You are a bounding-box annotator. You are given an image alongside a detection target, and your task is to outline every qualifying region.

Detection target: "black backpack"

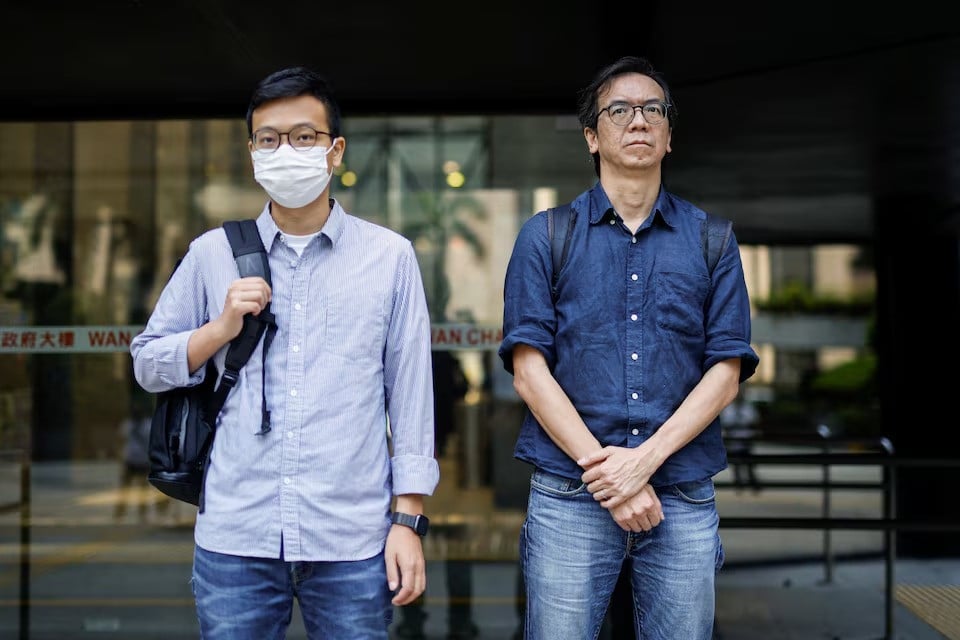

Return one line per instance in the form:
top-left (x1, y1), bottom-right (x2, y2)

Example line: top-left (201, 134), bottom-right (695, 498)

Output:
top-left (147, 219), bottom-right (275, 510)
top-left (546, 203), bottom-right (732, 301)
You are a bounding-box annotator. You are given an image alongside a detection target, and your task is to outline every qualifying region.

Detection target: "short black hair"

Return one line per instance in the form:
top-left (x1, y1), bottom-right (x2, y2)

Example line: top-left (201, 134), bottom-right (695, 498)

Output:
top-left (576, 56), bottom-right (677, 177)
top-left (245, 66), bottom-right (342, 139)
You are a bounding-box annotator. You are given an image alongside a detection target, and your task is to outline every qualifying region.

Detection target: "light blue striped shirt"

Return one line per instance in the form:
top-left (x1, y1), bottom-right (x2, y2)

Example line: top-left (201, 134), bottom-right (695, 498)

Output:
top-left (131, 201), bottom-right (439, 561)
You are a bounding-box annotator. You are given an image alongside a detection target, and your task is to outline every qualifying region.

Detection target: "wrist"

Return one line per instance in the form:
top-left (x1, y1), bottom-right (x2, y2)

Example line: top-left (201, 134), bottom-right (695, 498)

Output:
top-left (391, 511), bottom-right (429, 537)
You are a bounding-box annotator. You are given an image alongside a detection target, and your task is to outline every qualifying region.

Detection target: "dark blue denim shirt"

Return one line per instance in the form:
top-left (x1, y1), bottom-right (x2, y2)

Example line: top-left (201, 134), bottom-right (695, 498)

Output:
top-left (499, 182), bottom-right (760, 486)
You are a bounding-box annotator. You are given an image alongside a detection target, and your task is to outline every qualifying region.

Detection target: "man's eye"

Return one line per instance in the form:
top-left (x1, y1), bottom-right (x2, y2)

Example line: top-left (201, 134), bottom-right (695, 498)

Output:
top-left (610, 104), bottom-right (631, 117)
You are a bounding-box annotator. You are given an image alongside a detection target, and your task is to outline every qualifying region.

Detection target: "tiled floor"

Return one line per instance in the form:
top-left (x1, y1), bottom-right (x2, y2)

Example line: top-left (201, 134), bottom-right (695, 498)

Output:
top-left (0, 456), bottom-right (957, 639)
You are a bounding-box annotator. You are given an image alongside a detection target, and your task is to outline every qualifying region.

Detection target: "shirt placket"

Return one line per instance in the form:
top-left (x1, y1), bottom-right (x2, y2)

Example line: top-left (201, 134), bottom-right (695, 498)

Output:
top-left (625, 229), bottom-right (644, 445)
top-left (280, 246), bottom-right (308, 557)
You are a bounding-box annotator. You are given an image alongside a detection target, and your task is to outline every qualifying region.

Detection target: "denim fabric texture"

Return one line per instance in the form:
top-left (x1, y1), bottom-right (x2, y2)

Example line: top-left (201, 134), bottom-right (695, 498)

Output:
top-left (499, 182), bottom-right (759, 486)
top-left (521, 469), bottom-right (722, 640)
top-left (192, 545), bottom-right (393, 639)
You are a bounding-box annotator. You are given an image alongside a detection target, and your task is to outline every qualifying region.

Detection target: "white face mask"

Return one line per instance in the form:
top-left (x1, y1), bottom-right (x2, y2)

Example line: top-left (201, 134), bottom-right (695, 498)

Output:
top-left (251, 142), bottom-right (336, 209)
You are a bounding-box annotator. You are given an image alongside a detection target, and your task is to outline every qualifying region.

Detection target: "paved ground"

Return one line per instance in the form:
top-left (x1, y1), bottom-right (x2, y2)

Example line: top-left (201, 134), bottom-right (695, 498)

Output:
top-left (0, 450), bottom-right (956, 639)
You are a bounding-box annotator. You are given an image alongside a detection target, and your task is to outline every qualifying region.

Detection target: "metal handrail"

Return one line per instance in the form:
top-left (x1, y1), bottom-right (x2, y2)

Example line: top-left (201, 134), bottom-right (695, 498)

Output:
top-left (716, 429), bottom-right (960, 640)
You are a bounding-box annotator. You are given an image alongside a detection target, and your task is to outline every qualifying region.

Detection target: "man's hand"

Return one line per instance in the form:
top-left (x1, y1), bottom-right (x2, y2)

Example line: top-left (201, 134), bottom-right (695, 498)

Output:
top-left (608, 484), bottom-right (664, 532)
top-left (217, 276), bottom-right (272, 339)
top-left (578, 444), bottom-right (661, 509)
top-left (385, 525), bottom-right (427, 606)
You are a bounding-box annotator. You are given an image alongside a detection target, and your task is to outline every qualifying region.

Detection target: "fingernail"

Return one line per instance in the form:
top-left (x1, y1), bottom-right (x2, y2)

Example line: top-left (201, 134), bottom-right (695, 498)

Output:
top-left (389, 581), bottom-right (398, 590)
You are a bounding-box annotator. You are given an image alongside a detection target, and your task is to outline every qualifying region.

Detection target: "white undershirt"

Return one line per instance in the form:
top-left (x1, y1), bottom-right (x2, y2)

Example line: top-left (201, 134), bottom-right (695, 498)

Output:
top-left (280, 230), bottom-right (320, 257)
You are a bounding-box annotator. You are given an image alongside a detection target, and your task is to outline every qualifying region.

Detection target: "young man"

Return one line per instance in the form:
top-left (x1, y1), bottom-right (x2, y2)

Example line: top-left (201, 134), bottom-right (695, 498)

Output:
top-left (498, 56), bottom-right (759, 639)
top-left (130, 66), bottom-right (438, 639)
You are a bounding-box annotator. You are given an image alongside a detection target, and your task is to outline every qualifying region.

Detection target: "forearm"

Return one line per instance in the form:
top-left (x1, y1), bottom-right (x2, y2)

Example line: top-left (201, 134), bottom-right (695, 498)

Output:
top-left (185, 318), bottom-right (234, 374)
top-left (394, 494), bottom-right (425, 515)
top-left (646, 358), bottom-right (741, 457)
top-left (512, 345), bottom-right (601, 464)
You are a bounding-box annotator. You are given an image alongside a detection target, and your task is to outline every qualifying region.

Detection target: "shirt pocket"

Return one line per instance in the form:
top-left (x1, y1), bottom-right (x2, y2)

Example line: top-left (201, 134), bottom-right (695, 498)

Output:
top-left (323, 295), bottom-right (386, 362)
top-left (655, 271), bottom-right (709, 337)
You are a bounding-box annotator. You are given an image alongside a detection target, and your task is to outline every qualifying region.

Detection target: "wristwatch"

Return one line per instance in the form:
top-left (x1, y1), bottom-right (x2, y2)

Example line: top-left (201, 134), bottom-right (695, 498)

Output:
top-left (391, 512), bottom-right (429, 537)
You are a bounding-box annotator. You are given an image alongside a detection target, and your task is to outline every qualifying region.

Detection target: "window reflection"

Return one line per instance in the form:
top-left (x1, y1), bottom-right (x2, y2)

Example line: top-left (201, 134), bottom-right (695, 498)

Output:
top-left (0, 116), bottom-right (879, 638)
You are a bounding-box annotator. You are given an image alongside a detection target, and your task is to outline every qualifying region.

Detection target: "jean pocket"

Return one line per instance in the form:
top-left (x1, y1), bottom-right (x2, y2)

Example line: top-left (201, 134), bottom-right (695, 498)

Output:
top-left (671, 477), bottom-right (717, 504)
top-left (530, 468), bottom-right (587, 498)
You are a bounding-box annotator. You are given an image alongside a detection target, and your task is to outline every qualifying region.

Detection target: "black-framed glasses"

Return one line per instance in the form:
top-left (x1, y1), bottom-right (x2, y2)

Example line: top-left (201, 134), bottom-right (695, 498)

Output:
top-left (251, 125), bottom-right (333, 152)
top-left (598, 101), bottom-right (671, 126)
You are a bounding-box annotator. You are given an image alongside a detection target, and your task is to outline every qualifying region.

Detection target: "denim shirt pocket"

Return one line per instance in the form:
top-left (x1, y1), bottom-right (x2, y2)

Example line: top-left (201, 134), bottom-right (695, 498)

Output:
top-left (655, 271), bottom-right (709, 337)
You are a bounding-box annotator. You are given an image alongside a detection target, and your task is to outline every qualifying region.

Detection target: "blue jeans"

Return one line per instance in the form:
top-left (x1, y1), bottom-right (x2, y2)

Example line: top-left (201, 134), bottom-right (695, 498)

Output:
top-left (521, 468), bottom-right (723, 640)
top-left (192, 545), bottom-right (393, 640)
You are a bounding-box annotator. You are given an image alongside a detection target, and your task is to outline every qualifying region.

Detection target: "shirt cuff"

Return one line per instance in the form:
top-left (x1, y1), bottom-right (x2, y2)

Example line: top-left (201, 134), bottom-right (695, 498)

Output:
top-left (391, 454), bottom-right (440, 496)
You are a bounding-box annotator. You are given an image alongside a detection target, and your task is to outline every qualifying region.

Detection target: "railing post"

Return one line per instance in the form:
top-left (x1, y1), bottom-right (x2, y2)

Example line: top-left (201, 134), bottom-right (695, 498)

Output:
top-left (881, 438), bottom-right (896, 640)
top-left (18, 448), bottom-right (30, 640)
top-left (818, 424), bottom-right (833, 584)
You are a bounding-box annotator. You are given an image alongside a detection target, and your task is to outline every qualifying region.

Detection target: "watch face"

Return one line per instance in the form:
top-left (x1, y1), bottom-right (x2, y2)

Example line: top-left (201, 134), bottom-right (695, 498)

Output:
top-left (393, 512), bottom-right (429, 536)
top-left (414, 515), bottom-right (429, 536)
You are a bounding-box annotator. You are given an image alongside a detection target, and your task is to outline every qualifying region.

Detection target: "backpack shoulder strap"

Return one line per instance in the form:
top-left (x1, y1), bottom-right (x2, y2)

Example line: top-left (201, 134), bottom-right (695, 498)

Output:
top-left (702, 213), bottom-right (733, 276)
top-left (195, 219), bottom-right (275, 512)
top-left (223, 219), bottom-right (272, 286)
top-left (547, 203), bottom-right (575, 301)
top-left (208, 219), bottom-right (275, 420)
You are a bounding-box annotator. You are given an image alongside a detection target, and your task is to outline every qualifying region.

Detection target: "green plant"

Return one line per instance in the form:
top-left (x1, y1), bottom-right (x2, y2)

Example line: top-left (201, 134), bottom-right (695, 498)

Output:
top-left (810, 353), bottom-right (877, 397)
top-left (401, 190), bottom-right (487, 321)
top-left (754, 281), bottom-right (874, 315)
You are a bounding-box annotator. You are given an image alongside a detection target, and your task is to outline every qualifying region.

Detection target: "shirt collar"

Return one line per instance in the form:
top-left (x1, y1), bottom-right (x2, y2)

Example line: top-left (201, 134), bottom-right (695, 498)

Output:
top-left (322, 198), bottom-right (346, 246)
top-left (582, 181), bottom-right (676, 230)
top-left (256, 198), bottom-right (345, 251)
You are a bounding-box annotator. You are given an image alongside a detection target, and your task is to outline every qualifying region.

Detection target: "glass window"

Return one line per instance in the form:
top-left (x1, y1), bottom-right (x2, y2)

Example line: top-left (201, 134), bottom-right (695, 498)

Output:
top-left (0, 116), bottom-right (879, 638)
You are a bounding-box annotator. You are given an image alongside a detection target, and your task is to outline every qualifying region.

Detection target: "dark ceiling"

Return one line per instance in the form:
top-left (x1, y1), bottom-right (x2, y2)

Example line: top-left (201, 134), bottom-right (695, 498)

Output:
top-left (2, 1), bottom-right (958, 244)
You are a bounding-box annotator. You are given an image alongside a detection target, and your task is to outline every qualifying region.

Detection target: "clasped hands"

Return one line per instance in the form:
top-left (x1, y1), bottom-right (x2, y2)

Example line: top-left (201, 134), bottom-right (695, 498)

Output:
top-left (578, 445), bottom-right (665, 533)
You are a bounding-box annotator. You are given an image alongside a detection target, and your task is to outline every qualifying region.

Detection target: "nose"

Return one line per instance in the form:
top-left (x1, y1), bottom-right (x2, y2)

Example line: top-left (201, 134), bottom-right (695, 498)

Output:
top-left (628, 106), bottom-right (648, 127)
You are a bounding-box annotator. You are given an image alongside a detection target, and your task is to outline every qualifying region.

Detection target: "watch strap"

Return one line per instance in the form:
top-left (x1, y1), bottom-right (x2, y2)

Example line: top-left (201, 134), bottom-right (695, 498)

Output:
top-left (391, 511), bottom-right (429, 536)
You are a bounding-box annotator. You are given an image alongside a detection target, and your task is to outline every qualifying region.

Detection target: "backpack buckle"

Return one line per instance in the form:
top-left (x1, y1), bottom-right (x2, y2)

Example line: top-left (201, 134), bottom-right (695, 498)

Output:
top-left (220, 368), bottom-right (240, 389)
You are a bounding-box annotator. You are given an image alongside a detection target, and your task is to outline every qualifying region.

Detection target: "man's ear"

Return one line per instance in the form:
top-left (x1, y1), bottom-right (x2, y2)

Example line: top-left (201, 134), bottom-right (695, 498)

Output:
top-left (584, 127), bottom-right (598, 155)
top-left (332, 137), bottom-right (346, 168)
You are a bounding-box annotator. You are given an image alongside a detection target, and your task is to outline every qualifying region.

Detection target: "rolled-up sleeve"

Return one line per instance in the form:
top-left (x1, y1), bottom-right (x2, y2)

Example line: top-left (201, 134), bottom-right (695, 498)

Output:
top-left (385, 243), bottom-right (440, 496)
top-left (498, 212), bottom-right (557, 375)
top-left (703, 233), bottom-right (760, 381)
top-left (130, 249), bottom-right (210, 392)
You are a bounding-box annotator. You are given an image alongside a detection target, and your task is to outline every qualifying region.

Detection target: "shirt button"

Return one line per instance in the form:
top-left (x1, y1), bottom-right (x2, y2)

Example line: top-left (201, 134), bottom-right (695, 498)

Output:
top-left (630, 314), bottom-right (637, 321)
top-left (292, 345), bottom-right (300, 353)
top-left (631, 237), bottom-right (637, 244)
top-left (631, 392), bottom-right (638, 400)
top-left (290, 389), bottom-right (298, 396)
top-left (283, 477), bottom-right (291, 485)
top-left (294, 303), bottom-right (302, 311)
top-left (287, 431), bottom-right (294, 439)
top-left (631, 274), bottom-right (638, 281)
top-left (609, 219), bottom-right (616, 225)
top-left (632, 428), bottom-right (639, 436)
top-left (631, 353), bottom-right (638, 360)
